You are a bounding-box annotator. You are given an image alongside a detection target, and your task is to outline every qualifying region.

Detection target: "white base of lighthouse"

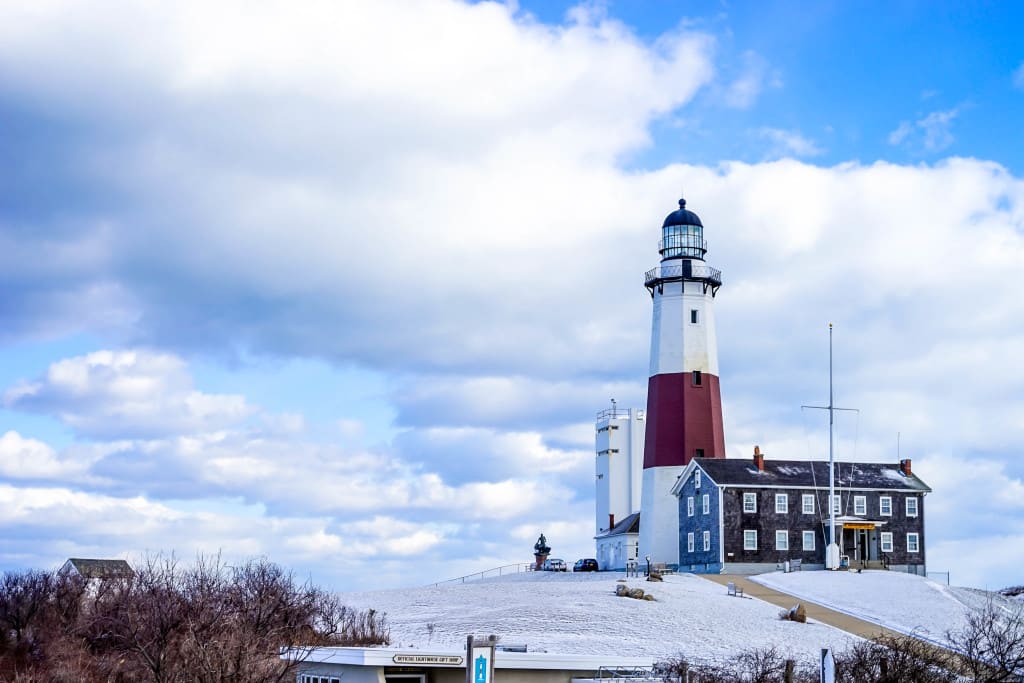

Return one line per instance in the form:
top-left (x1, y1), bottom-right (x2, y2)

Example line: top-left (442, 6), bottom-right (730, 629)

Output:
top-left (638, 465), bottom-right (683, 566)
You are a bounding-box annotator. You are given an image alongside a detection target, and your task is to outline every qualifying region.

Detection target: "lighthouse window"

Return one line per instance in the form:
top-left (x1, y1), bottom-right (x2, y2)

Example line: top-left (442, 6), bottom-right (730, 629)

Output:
top-left (692, 370), bottom-right (702, 386)
top-left (690, 309), bottom-right (699, 324)
top-left (695, 448), bottom-right (705, 458)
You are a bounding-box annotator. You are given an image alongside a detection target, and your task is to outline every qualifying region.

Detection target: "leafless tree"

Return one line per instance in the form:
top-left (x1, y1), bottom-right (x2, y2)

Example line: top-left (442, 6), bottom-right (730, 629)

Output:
top-left (0, 555), bottom-right (388, 683)
top-left (949, 597), bottom-right (1024, 682)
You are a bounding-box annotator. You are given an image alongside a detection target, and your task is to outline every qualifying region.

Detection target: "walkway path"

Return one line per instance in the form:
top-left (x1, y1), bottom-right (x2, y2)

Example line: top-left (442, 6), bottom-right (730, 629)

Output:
top-left (698, 574), bottom-right (905, 641)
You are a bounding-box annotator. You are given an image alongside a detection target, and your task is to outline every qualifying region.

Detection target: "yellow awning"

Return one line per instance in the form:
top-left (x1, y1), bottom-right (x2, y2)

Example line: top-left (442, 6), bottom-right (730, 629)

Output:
top-left (844, 523), bottom-right (875, 530)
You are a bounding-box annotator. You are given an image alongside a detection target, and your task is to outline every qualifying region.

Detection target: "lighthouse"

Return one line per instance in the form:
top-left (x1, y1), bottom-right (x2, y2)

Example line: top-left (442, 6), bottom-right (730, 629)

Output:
top-left (638, 197), bottom-right (726, 566)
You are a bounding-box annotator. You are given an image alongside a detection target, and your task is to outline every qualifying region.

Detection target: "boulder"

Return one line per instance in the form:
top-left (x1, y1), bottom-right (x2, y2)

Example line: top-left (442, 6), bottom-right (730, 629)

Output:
top-left (785, 604), bottom-right (807, 623)
top-left (647, 571), bottom-right (663, 582)
top-left (615, 584), bottom-right (629, 597)
top-left (627, 587), bottom-right (646, 600)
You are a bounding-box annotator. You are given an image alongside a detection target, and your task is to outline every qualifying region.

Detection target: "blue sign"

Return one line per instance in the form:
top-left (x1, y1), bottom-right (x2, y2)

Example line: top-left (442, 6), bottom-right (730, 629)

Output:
top-left (475, 655), bottom-right (488, 683)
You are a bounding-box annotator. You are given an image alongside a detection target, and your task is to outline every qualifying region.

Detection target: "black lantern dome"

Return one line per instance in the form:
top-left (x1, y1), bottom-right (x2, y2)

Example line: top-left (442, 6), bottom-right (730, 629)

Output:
top-left (659, 197), bottom-right (706, 260)
top-left (662, 198), bottom-right (703, 229)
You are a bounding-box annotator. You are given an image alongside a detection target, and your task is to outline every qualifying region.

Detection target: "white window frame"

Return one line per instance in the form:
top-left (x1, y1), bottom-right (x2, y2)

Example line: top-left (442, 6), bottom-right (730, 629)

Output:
top-left (906, 497), bottom-right (919, 517)
top-left (743, 492), bottom-right (757, 513)
top-left (802, 494), bottom-right (815, 514)
top-left (854, 495), bottom-right (867, 516)
top-left (687, 532), bottom-right (695, 553)
top-left (831, 494), bottom-right (841, 514)
top-left (687, 496), bottom-right (694, 517)
top-left (907, 533), bottom-right (920, 553)
top-left (703, 530), bottom-right (710, 552)
top-left (775, 530), bottom-right (788, 551)
top-left (775, 493), bottom-right (788, 514)
top-left (880, 496), bottom-right (892, 516)
top-left (802, 530), bottom-right (815, 551)
top-left (695, 470), bottom-right (701, 488)
top-left (880, 532), bottom-right (894, 553)
top-left (702, 493), bottom-right (710, 515)
top-left (743, 529), bottom-right (757, 550)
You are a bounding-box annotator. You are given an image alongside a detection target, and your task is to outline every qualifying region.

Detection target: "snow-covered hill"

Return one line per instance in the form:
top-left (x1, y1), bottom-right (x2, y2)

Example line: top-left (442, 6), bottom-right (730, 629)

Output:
top-left (753, 569), bottom-right (1016, 648)
top-left (343, 571), bottom-right (858, 665)
top-left (343, 569), bottom-right (1015, 666)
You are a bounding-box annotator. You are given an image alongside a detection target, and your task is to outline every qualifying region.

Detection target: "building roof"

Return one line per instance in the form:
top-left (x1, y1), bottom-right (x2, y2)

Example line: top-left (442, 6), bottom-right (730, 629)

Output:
top-left (688, 459), bottom-right (931, 492)
top-left (62, 558), bottom-right (135, 579)
top-left (294, 646), bottom-right (655, 672)
top-left (594, 511), bottom-right (640, 539)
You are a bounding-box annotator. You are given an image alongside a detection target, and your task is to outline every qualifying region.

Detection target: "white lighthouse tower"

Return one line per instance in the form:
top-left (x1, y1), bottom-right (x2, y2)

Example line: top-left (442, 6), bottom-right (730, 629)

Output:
top-left (638, 197), bottom-right (726, 566)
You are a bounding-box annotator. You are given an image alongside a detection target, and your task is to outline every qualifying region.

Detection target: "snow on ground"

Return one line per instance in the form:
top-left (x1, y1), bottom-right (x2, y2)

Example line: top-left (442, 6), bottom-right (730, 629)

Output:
top-left (342, 571), bottom-right (857, 666)
top-left (751, 570), bottom-right (1019, 647)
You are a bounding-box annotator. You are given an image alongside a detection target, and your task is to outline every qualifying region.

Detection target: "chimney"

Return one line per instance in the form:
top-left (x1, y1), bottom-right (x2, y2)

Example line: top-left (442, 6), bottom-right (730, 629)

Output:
top-left (753, 445), bottom-right (765, 472)
top-left (900, 459), bottom-right (912, 476)
top-left (609, 513), bottom-right (615, 529)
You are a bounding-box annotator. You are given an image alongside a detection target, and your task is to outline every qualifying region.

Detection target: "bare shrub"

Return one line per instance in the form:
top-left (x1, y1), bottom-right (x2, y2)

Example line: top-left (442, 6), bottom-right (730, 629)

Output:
top-left (832, 633), bottom-right (957, 683)
top-left (0, 555), bottom-right (388, 683)
top-left (948, 597), bottom-right (1024, 682)
top-left (656, 648), bottom-right (816, 682)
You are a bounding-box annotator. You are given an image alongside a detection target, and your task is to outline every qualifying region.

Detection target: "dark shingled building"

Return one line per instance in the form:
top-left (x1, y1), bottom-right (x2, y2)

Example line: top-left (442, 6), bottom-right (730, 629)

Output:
top-left (671, 449), bottom-right (931, 575)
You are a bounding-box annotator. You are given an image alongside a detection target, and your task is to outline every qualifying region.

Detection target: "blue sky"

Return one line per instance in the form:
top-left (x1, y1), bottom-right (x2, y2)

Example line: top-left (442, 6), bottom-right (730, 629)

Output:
top-left (1, 0), bottom-right (1023, 590)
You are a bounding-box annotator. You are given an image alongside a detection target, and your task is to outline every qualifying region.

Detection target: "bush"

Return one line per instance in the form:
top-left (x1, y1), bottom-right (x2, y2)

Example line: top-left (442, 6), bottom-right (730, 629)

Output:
top-left (0, 555), bottom-right (388, 683)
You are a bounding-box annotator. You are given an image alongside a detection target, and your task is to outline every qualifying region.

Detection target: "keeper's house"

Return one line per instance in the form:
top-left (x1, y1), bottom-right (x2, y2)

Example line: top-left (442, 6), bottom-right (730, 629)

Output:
top-left (670, 448), bottom-right (931, 575)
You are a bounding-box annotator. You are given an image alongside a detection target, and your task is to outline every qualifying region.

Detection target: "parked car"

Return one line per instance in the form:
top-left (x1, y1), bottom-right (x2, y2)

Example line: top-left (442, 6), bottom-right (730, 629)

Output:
top-left (573, 558), bottom-right (599, 572)
top-left (541, 558), bottom-right (567, 572)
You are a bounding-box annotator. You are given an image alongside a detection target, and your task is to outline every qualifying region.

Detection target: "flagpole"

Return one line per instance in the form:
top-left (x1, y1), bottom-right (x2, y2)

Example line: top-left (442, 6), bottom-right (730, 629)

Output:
top-left (828, 323), bottom-right (835, 568)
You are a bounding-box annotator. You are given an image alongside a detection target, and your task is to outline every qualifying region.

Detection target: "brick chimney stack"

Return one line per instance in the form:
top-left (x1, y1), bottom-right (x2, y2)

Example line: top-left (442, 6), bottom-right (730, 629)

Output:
top-left (900, 458), bottom-right (912, 476)
top-left (753, 445), bottom-right (765, 472)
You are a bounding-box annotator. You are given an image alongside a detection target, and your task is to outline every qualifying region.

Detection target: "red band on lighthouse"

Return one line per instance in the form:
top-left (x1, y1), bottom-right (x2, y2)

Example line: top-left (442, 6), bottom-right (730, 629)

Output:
top-left (642, 371), bottom-right (725, 468)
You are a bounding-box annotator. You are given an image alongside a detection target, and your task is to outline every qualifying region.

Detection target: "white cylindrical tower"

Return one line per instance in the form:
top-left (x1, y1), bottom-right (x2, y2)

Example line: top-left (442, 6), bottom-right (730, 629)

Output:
top-left (594, 405), bottom-right (645, 535)
top-left (638, 197), bottom-right (726, 566)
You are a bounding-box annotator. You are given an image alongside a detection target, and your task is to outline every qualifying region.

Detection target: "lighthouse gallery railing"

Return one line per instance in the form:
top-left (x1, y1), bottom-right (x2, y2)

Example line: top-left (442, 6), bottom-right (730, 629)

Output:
top-left (644, 264), bottom-right (722, 288)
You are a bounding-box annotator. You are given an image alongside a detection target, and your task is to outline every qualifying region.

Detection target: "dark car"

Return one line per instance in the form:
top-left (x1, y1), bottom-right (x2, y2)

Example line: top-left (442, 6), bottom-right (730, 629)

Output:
top-left (573, 558), bottom-right (599, 572)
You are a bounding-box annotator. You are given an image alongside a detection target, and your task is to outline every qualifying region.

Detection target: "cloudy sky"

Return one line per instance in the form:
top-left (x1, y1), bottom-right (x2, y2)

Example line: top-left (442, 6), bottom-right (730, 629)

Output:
top-left (1, 0), bottom-right (1023, 591)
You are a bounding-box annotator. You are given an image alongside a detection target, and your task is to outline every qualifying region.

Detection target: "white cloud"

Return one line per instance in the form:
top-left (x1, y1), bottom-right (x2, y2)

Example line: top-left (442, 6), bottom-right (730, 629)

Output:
top-left (4, 350), bottom-right (253, 438)
top-left (722, 51), bottom-right (780, 109)
top-left (0, 431), bottom-right (84, 479)
top-left (755, 127), bottom-right (823, 158)
top-left (888, 107), bottom-right (961, 153)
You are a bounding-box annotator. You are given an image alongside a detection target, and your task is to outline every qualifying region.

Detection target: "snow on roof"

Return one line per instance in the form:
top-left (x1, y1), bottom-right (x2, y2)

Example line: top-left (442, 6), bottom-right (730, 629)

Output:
top-left (342, 571), bottom-right (858, 666)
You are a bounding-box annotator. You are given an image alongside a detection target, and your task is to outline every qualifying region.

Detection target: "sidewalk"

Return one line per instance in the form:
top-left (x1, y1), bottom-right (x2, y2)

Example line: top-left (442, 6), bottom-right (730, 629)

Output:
top-left (698, 574), bottom-right (904, 640)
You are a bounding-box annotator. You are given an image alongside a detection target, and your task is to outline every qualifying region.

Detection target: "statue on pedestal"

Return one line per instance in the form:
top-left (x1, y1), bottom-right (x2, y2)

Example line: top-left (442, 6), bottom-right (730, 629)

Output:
top-left (533, 533), bottom-right (551, 569)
